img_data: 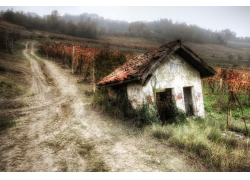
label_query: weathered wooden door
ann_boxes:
[183,87,194,116]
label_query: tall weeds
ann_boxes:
[92,86,160,127]
[151,116,250,171]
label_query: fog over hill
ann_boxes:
[1,8,250,45]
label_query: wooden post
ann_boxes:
[235,94,248,134]
[10,38,13,54]
[72,45,75,74]
[219,78,223,105]
[93,58,96,93]
[5,30,8,52]
[219,79,222,91]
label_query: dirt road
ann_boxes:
[0,41,206,172]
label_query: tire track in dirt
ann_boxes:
[0,41,82,171]
[23,41,50,94]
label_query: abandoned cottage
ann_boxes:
[97,40,216,120]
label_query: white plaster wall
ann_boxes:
[127,53,205,116]
[127,83,144,109]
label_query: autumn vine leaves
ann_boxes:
[39,43,98,76]
[39,42,134,91]
[203,67,250,134]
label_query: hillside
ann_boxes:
[0,20,32,38]
[1,20,250,68]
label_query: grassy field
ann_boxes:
[0,41,31,98]
[149,84,250,171]
[201,56,250,69]
[227,41,250,50]
[186,42,249,59]
[100,36,159,49]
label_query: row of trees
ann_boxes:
[1,9,250,45]
[0,10,99,39]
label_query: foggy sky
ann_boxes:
[1,2,250,38]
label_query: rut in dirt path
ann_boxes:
[0,41,86,171]
[0,41,207,172]
[23,42,50,94]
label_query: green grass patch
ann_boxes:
[202,84,250,136]
[0,42,26,62]
[77,140,109,172]
[0,115,16,132]
[152,124,171,140]
[0,40,31,97]
[12,42,26,55]
[0,41,26,61]
[0,80,26,98]
[150,116,250,171]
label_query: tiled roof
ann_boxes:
[97,40,216,87]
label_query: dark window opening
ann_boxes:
[183,87,194,116]
[156,88,175,124]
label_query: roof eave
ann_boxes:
[97,77,141,87]
[176,45,216,78]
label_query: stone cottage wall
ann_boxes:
[126,53,205,117]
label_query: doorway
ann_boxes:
[183,87,194,116]
[156,88,175,123]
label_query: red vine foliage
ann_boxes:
[39,42,135,80]
[203,67,250,134]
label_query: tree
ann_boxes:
[220,29,236,43]
[65,20,76,36]
[238,54,244,61]
[76,20,98,39]
[128,21,151,38]
[227,54,234,61]
[49,10,60,32]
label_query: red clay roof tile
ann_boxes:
[97,40,216,87]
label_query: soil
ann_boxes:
[0,41,207,172]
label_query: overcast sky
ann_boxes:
[1,1,250,37]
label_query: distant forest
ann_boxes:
[1,9,250,45]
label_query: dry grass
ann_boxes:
[0,80,26,98]
[40,134,109,172]
[185,42,249,60]
[0,20,32,39]
[150,116,250,171]
[0,20,27,31]
[100,36,159,48]
[0,41,31,98]
[0,115,16,132]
